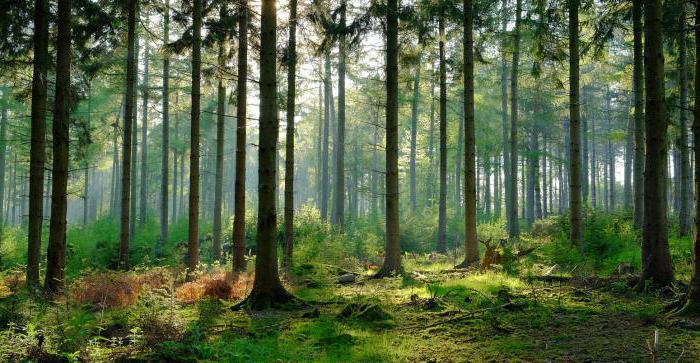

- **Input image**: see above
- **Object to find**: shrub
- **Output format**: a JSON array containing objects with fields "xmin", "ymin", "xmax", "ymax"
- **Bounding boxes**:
[{"xmin": 175, "ymin": 271, "xmax": 251, "ymax": 304}]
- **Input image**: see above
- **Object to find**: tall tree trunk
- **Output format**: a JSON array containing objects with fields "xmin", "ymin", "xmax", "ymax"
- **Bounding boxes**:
[
  {"xmin": 638, "ymin": 0, "xmax": 673, "ymax": 289},
  {"xmin": 624, "ymin": 113, "xmax": 633, "ymax": 209},
  {"xmin": 283, "ymin": 0, "xmax": 298, "ymax": 268},
  {"xmin": 83, "ymin": 89, "xmax": 91, "ymax": 225},
  {"xmin": 678, "ymin": 5, "xmax": 691, "ymax": 236},
  {"xmin": 129, "ymin": 28, "xmax": 139, "ymax": 242},
  {"xmin": 409, "ymin": 61, "xmax": 420, "ymax": 211},
  {"xmin": 680, "ymin": 0, "xmax": 700, "ymax": 314},
  {"xmin": 582, "ymin": 90, "xmax": 589, "ymax": 205},
  {"xmin": 633, "ymin": 0, "xmax": 644, "ymax": 228},
  {"xmin": 159, "ymin": 0, "xmax": 170, "ymax": 255},
  {"xmin": 316, "ymin": 82, "xmax": 323, "ymax": 206},
  {"xmin": 333, "ymin": 0, "xmax": 346, "ymax": 227},
  {"xmin": 27, "ymin": 0, "xmax": 49, "ymax": 287},
  {"xmin": 500, "ymin": 0, "xmax": 510, "ymax": 230},
  {"xmin": 371, "ymin": 115, "xmax": 378, "ymax": 217},
  {"xmin": 321, "ymin": 56, "xmax": 331, "ymax": 221},
  {"xmin": 459, "ymin": 0, "xmax": 478, "ymax": 267},
  {"xmin": 526, "ymin": 131, "xmax": 535, "ymax": 227},
  {"xmin": 542, "ymin": 135, "xmax": 548, "ymax": 217},
  {"xmin": 213, "ymin": 26, "xmax": 227, "ymax": 263},
  {"xmin": 120, "ymin": 0, "xmax": 137, "ymax": 269},
  {"xmin": 437, "ymin": 15, "xmax": 447, "ymax": 253},
  {"xmin": 534, "ymin": 133, "xmax": 542, "ymax": 220},
  {"xmin": 591, "ymin": 117, "xmax": 597, "ymax": 209},
  {"xmin": 244, "ymin": 0, "xmax": 293, "ymax": 309},
  {"xmin": 376, "ymin": 0, "xmax": 401, "ymax": 277},
  {"xmin": 232, "ymin": 0, "xmax": 248, "ymax": 272},
  {"xmin": 45, "ymin": 0, "xmax": 71, "ymax": 294},
  {"xmin": 455, "ymin": 96, "xmax": 464, "ymax": 207},
  {"xmin": 428, "ymin": 63, "xmax": 435, "ymax": 205},
  {"xmin": 509, "ymin": 0, "xmax": 522, "ymax": 238},
  {"xmin": 569, "ymin": 0, "xmax": 582, "ymax": 248},
  {"xmin": 140, "ymin": 45, "xmax": 149, "ymax": 227},
  {"xmin": 188, "ymin": 0, "xmax": 202, "ymax": 275}
]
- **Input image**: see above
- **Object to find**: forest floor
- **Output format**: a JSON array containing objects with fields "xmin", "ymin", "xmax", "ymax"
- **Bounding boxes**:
[{"xmin": 1, "ymin": 253, "xmax": 699, "ymax": 362}]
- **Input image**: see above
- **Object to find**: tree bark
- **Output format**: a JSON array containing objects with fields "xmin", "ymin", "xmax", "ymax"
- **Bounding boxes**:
[
  {"xmin": 333, "ymin": 0, "xmax": 346, "ymax": 227},
  {"xmin": 45, "ymin": 0, "xmax": 71, "ymax": 294},
  {"xmin": 188, "ymin": 0, "xmax": 202, "ymax": 274},
  {"xmin": 321, "ymin": 56, "xmax": 331, "ymax": 221},
  {"xmin": 409, "ymin": 61, "xmax": 420, "ymax": 211},
  {"xmin": 500, "ymin": 0, "xmax": 510, "ymax": 229},
  {"xmin": 376, "ymin": 0, "xmax": 401, "ymax": 277},
  {"xmin": 633, "ymin": 0, "xmax": 644, "ymax": 229},
  {"xmin": 509, "ymin": 0, "xmax": 522, "ymax": 238},
  {"xmin": 455, "ymin": 96, "xmax": 464, "ymax": 207},
  {"xmin": 569, "ymin": 0, "xmax": 582, "ymax": 248},
  {"xmin": 437, "ymin": 15, "xmax": 447, "ymax": 253},
  {"xmin": 638, "ymin": 0, "xmax": 673, "ymax": 289},
  {"xmin": 678, "ymin": 5, "xmax": 691, "ymax": 236},
  {"xmin": 27, "ymin": 0, "xmax": 49, "ymax": 287},
  {"xmin": 244, "ymin": 0, "xmax": 293, "ymax": 309},
  {"xmin": 681, "ymin": 0, "xmax": 700, "ymax": 314},
  {"xmin": 119, "ymin": 0, "xmax": 137, "ymax": 269},
  {"xmin": 213, "ymin": 23, "xmax": 227, "ymax": 263},
  {"xmin": 232, "ymin": 0, "xmax": 248, "ymax": 272},
  {"xmin": 139, "ymin": 45, "xmax": 149, "ymax": 228},
  {"xmin": 283, "ymin": 0, "xmax": 298, "ymax": 268},
  {"xmin": 159, "ymin": 0, "xmax": 170, "ymax": 256}
]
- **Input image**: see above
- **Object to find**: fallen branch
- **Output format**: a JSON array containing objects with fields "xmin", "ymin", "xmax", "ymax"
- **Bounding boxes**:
[{"xmin": 399, "ymin": 302, "xmax": 515, "ymax": 331}]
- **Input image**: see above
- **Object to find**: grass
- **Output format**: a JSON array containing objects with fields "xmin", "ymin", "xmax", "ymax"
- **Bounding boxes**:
[{"xmin": 0, "ymin": 208, "xmax": 698, "ymax": 361}]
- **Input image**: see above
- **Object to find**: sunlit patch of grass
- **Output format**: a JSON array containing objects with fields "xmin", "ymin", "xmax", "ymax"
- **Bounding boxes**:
[{"xmin": 441, "ymin": 271, "xmax": 526, "ymax": 295}]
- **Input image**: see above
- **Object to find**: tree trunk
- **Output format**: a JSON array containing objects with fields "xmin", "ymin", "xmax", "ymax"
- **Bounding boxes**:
[
  {"xmin": 455, "ymin": 96, "xmax": 464, "ymax": 207},
  {"xmin": 188, "ymin": 0, "xmax": 202, "ymax": 275},
  {"xmin": 624, "ymin": 113, "xmax": 633, "ymax": 209},
  {"xmin": 283, "ymin": 0, "xmax": 298, "ymax": 268},
  {"xmin": 321, "ymin": 56, "xmax": 331, "ymax": 221},
  {"xmin": 569, "ymin": 0, "xmax": 582, "ymax": 248},
  {"xmin": 129, "ymin": 28, "xmax": 139, "ymax": 242},
  {"xmin": 638, "ymin": 0, "xmax": 673, "ymax": 289},
  {"xmin": 45, "ymin": 0, "xmax": 71, "ymax": 294},
  {"xmin": 139, "ymin": 45, "xmax": 149, "ymax": 228},
  {"xmin": 509, "ymin": 0, "xmax": 522, "ymax": 238},
  {"xmin": 680, "ymin": 0, "xmax": 700, "ymax": 314},
  {"xmin": 244, "ymin": 0, "xmax": 293, "ymax": 309},
  {"xmin": 500, "ymin": 0, "xmax": 510, "ymax": 231},
  {"xmin": 437, "ymin": 15, "xmax": 447, "ymax": 253},
  {"xmin": 119, "ymin": 0, "xmax": 137, "ymax": 270},
  {"xmin": 159, "ymin": 0, "xmax": 170, "ymax": 255},
  {"xmin": 633, "ymin": 0, "xmax": 644, "ymax": 229},
  {"xmin": 526, "ymin": 131, "xmax": 535, "ymax": 227},
  {"xmin": 591, "ymin": 116, "xmax": 597, "ymax": 209},
  {"xmin": 376, "ymin": 0, "xmax": 401, "ymax": 277},
  {"xmin": 409, "ymin": 61, "xmax": 420, "ymax": 211},
  {"xmin": 232, "ymin": 0, "xmax": 248, "ymax": 272},
  {"xmin": 333, "ymin": 0, "xmax": 346, "ymax": 227},
  {"xmin": 428, "ymin": 63, "xmax": 436, "ymax": 205},
  {"xmin": 458, "ymin": 0, "xmax": 478, "ymax": 267},
  {"xmin": 542, "ymin": 135, "xmax": 548, "ymax": 217},
  {"xmin": 678, "ymin": 5, "xmax": 691, "ymax": 236},
  {"xmin": 534, "ymin": 133, "xmax": 542, "ymax": 220},
  {"xmin": 582, "ymin": 90, "xmax": 589, "ymax": 205},
  {"xmin": 27, "ymin": 0, "xmax": 49, "ymax": 287},
  {"xmin": 213, "ymin": 25, "xmax": 227, "ymax": 263}
]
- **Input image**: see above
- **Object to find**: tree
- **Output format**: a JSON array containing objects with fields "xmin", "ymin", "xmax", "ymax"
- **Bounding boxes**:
[
  {"xmin": 456, "ymin": 0, "xmax": 479, "ymax": 268},
  {"xmin": 240, "ymin": 0, "xmax": 294, "ymax": 309},
  {"xmin": 637, "ymin": 0, "xmax": 673, "ymax": 289},
  {"xmin": 437, "ymin": 13, "xmax": 448, "ymax": 253},
  {"xmin": 677, "ymin": 3, "xmax": 690, "ymax": 237},
  {"xmin": 212, "ymin": 4, "xmax": 229, "ymax": 263},
  {"xmin": 333, "ymin": 0, "xmax": 347, "ymax": 227},
  {"xmin": 499, "ymin": 0, "xmax": 509, "ymax": 222},
  {"xmin": 119, "ymin": 0, "xmax": 138, "ymax": 270},
  {"xmin": 188, "ymin": 0, "xmax": 202, "ymax": 274},
  {"xmin": 678, "ymin": 0, "xmax": 700, "ymax": 315},
  {"xmin": 569, "ymin": 0, "xmax": 582, "ymax": 248},
  {"xmin": 27, "ymin": 0, "xmax": 49, "ymax": 288},
  {"xmin": 232, "ymin": 0, "xmax": 248, "ymax": 272},
  {"xmin": 159, "ymin": 0, "xmax": 170, "ymax": 256},
  {"xmin": 376, "ymin": 0, "xmax": 401, "ymax": 277},
  {"xmin": 409, "ymin": 58, "xmax": 420, "ymax": 211},
  {"xmin": 283, "ymin": 0, "xmax": 298, "ymax": 269},
  {"xmin": 508, "ymin": 0, "xmax": 522, "ymax": 238},
  {"xmin": 139, "ymin": 44, "xmax": 149, "ymax": 229},
  {"xmin": 45, "ymin": 0, "xmax": 71, "ymax": 294},
  {"xmin": 632, "ymin": 0, "xmax": 644, "ymax": 230}
]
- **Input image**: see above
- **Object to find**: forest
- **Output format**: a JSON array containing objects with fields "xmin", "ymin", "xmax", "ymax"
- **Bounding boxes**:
[{"xmin": 0, "ymin": 0, "xmax": 699, "ymax": 361}]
